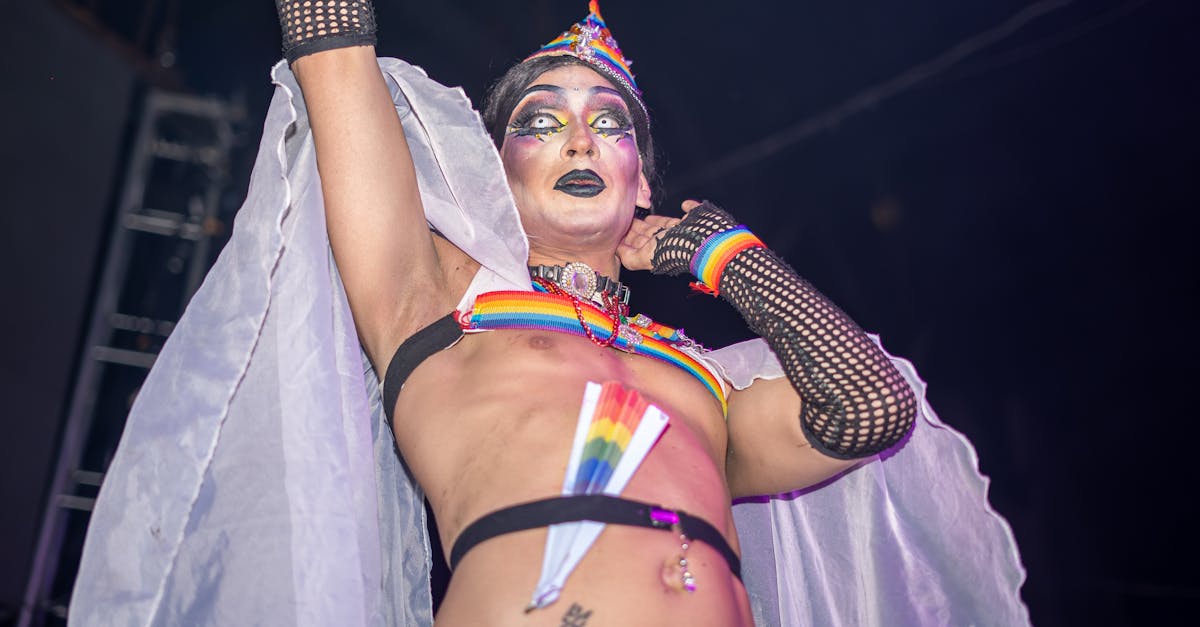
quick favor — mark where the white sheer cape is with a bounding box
[72,59,1028,626]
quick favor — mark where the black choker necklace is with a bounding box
[529,262,630,305]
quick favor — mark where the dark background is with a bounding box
[2,0,1197,625]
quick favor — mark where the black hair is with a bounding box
[482,55,661,210]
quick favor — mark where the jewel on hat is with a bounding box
[525,1,643,110]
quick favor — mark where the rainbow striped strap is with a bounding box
[466,291,727,413]
[689,226,766,294]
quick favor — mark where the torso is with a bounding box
[390,239,752,626]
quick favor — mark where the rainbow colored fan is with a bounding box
[527,381,669,610]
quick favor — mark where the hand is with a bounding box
[617,200,700,271]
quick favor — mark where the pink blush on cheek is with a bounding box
[501,139,543,174]
[609,139,641,174]
[500,142,542,189]
[612,137,638,153]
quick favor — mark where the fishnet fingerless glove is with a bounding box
[277,0,377,64]
[652,202,917,459]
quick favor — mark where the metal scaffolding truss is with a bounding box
[20,90,243,627]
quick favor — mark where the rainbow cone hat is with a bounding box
[525,1,643,109]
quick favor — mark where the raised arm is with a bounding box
[277,1,456,374]
[648,201,918,496]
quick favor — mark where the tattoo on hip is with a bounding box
[561,602,594,626]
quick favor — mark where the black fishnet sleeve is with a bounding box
[276,0,377,64]
[652,202,917,459]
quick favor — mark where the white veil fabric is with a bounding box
[71,58,1028,626]
[710,341,1029,626]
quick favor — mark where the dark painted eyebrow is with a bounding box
[589,86,623,98]
[517,84,566,99]
[517,84,625,100]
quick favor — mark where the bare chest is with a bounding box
[389,328,730,538]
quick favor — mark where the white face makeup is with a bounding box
[499,64,651,256]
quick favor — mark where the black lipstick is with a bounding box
[553,169,606,198]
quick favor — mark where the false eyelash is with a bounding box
[507,109,565,137]
[592,108,632,130]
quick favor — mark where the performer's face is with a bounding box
[499,64,651,252]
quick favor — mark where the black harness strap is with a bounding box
[449,494,741,580]
[382,313,463,422]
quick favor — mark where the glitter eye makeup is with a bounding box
[587,108,633,142]
[506,85,570,141]
[584,89,633,143]
[506,108,568,141]
[504,85,636,145]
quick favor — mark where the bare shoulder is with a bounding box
[724,377,860,499]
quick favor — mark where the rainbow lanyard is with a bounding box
[464,288,727,414]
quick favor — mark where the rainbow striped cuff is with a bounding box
[689,226,766,293]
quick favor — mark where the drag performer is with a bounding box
[72,2,1028,625]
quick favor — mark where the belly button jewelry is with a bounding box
[652,509,696,593]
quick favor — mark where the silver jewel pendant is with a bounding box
[559,261,598,301]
